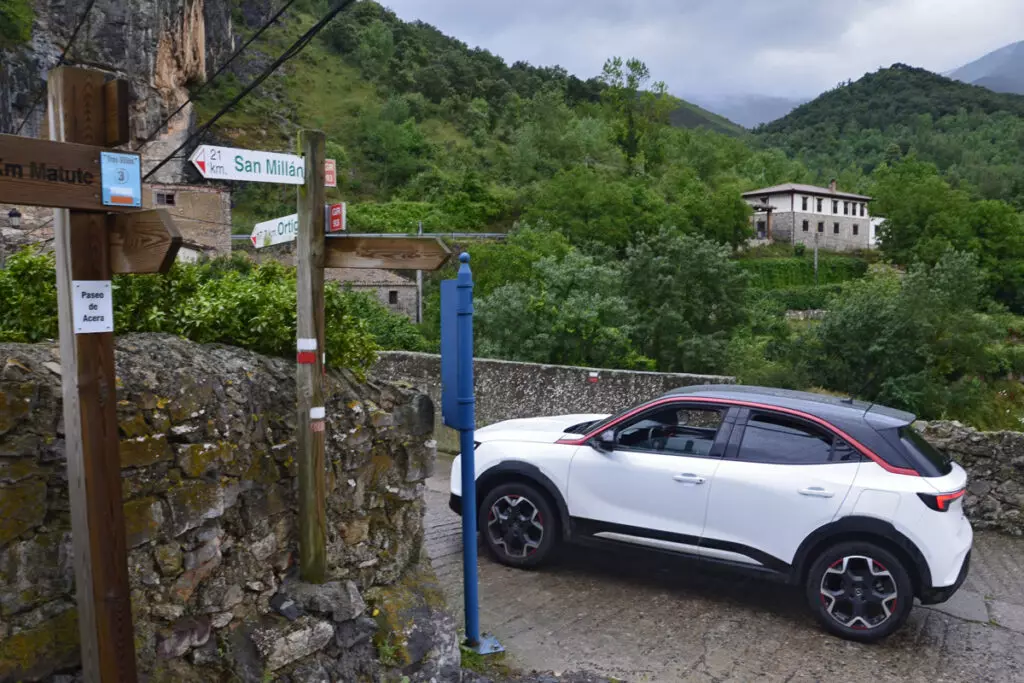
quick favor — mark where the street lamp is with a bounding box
[7,208,21,228]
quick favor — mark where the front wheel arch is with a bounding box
[475,462,572,541]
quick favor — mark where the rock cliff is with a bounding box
[1,0,235,182]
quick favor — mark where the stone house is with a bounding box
[329,268,419,321]
[742,181,873,252]
[143,184,232,258]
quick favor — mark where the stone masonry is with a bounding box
[0,335,458,682]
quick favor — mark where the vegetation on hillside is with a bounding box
[0,0,32,49]
[110,3,1024,427]
[757,65,1024,209]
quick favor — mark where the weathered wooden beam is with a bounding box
[103,79,131,147]
[0,134,141,212]
[323,235,451,270]
[109,209,182,274]
[296,129,328,583]
[49,66,139,683]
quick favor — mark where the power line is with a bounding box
[13,0,98,136]
[144,0,357,182]
[133,0,299,153]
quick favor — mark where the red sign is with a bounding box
[329,203,346,233]
[324,159,337,188]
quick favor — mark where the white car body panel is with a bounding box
[451,406,972,596]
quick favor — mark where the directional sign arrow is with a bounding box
[189,144,305,184]
[108,209,182,274]
[324,235,451,270]
[250,213,299,249]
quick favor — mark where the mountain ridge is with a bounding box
[947,40,1024,95]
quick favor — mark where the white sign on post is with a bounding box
[250,213,299,248]
[190,145,305,184]
[72,281,114,334]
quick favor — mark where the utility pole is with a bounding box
[416,221,424,324]
[295,129,327,583]
[814,231,820,286]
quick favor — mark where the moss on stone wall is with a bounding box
[0,608,79,680]
[0,478,45,546]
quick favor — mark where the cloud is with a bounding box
[380,0,1024,98]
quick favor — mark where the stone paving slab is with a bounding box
[426,464,1024,682]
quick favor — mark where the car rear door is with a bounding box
[567,402,735,550]
[701,409,861,571]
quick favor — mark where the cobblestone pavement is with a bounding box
[426,459,1024,682]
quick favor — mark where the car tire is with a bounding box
[478,482,558,569]
[805,541,914,643]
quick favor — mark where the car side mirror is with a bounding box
[592,429,616,452]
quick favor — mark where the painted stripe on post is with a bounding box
[297,338,317,350]
[310,406,326,420]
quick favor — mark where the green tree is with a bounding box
[475,250,650,369]
[599,57,671,171]
[0,0,32,49]
[624,230,748,372]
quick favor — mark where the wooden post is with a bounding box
[49,67,139,682]
[296,129,327,583]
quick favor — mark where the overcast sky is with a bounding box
[381,0,1024,100]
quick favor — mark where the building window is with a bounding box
[816,198,823,212]
[853,224,859,235]
[817,221,824,233]
[832,200,839,214]
[155,192,176,206]
[860,203,866,217]
[756,221,766,239]
[802,220,809,232]
[843,201,849,215]
[833,222,840,234]
[801,196,808,211]
[388,290,398,305]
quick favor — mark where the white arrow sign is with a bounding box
[190,145,305,184]
[251,213,299,248]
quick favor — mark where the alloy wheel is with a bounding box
[820,555,899,630]
[486,494,544,558]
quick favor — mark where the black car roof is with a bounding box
[662,384,915,429]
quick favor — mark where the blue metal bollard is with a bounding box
[449,253,502,655]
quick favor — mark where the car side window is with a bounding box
[737,412,834,465]
[615,406,723,457]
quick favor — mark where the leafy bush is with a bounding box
[760,284,843,311]
[0,0,32,49]
[738,256,868,289]
[0,249,425,377]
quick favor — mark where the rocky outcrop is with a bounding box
[1,0,235,182]
[917,421,1024,536]
[0,334,455,682]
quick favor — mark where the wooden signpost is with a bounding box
[0,66,182,683]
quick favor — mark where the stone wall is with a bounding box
[372,352,734,453]
[917,421,1024,536]
[0,335,457,682]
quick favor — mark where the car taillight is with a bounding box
[917,489,965,512]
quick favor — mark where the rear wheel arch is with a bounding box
[476,461,571,540]
[792,517,931,595]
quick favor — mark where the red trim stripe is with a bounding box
[296,351,317,364]
[557,396,920,477]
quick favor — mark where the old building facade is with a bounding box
[743,181,873,252]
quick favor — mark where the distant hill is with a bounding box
[947,41,1024,95]
[756,64,1024,207]
[690,94,807,129]
[667,97,746,136]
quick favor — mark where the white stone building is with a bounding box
[742,181,874,252]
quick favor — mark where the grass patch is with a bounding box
[460,642,516,678]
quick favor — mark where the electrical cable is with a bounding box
[13,0,98,136]
[143,0,357,182]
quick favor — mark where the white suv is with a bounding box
[449,385,972,642]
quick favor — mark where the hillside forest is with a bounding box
[5,0,1024,430]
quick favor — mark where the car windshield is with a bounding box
[899,427,952,475]
[575,403,645,435]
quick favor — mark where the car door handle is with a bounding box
[673,473,706,485]
[798,486,835,498]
